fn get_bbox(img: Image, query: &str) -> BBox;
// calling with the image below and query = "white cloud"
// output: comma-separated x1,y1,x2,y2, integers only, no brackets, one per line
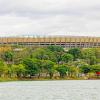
0,0,100,36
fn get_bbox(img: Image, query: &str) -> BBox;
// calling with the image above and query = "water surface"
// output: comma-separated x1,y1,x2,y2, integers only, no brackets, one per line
0,80,100,100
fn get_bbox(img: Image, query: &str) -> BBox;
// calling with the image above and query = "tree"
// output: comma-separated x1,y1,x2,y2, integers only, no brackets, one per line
82,48,97,65
3,51,14,63
79,65,91,74
12,64,26,78
13,48,30,64
67,66,78,77
47,45,64,52
56,65,67,78
0,60,5,77
91,65,100,73
47,46,64,64
54,51,63,64
32,48,50,60
62,53,73,63
90,56,97,65
23,58,40,78
42,60,55,79
68,48,81,60
95,48,100,59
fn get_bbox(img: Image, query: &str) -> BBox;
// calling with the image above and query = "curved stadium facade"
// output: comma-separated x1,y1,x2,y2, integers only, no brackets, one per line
0,36,100,48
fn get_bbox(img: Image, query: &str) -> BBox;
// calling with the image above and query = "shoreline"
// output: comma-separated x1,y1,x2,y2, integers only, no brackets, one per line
0,77,100,82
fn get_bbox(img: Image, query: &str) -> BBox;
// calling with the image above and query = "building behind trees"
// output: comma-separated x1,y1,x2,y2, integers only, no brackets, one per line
0,36,100,48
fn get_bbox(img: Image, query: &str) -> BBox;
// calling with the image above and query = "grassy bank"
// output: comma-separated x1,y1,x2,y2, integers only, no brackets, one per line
0,76,100,82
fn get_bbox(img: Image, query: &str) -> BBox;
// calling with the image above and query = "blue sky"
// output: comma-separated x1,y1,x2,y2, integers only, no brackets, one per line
0,0,100,37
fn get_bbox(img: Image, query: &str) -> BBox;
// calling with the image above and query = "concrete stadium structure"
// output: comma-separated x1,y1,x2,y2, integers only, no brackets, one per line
0,36,100,48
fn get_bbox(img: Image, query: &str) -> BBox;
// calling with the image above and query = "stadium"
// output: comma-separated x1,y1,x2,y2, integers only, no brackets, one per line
0,36,100,48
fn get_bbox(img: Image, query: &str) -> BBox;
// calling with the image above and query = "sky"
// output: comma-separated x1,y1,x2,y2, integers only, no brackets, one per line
0,0,100,37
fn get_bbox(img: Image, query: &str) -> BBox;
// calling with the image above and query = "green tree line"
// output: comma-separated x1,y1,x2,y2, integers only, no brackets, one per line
0,45,100,80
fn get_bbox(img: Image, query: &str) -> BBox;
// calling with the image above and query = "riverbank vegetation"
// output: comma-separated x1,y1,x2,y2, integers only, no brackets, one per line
0,45,100,81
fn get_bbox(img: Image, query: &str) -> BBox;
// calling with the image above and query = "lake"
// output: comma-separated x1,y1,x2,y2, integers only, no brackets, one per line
0,80,100,100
